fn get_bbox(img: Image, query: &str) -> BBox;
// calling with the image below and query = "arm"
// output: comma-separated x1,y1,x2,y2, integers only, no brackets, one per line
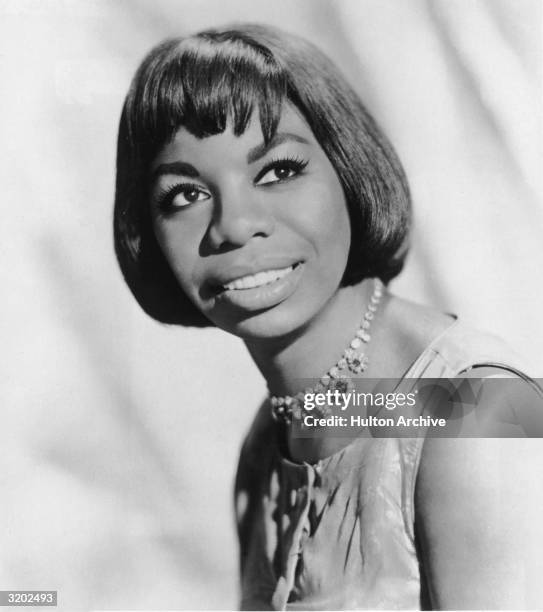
415,436,543,609
233,403,278,610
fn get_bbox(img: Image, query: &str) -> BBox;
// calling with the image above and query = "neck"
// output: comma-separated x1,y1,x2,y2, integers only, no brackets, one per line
245,278,376,396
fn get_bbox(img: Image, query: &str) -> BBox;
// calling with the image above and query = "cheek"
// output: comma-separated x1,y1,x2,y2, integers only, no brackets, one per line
321,184,351,251
153,221,203,298
314,196,351,282
290,175,351,265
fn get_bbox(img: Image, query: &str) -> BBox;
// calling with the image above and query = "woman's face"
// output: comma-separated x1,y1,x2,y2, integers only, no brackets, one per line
149,104,351,340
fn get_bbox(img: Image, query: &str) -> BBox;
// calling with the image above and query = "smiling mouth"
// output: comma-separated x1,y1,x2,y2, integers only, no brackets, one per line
217,263,301,293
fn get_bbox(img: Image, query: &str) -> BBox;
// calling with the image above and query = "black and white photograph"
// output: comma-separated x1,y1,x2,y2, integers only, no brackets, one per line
2,0,543,610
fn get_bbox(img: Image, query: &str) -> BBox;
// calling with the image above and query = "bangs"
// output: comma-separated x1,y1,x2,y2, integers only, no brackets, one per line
125,31,288,161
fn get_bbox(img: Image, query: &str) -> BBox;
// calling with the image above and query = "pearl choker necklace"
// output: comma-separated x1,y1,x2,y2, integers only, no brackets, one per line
270,279,383,424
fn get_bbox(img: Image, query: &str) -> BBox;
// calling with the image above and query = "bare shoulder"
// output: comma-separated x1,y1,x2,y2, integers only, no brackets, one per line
415,437,543,608
236,399,275,471
383,293,454,344
417,437,543,513
369,292,455,377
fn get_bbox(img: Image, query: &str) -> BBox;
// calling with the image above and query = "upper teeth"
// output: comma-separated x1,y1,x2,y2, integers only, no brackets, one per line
223,266,294,291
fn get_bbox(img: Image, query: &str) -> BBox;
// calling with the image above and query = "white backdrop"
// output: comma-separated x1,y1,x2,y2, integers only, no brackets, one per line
1,0,542,609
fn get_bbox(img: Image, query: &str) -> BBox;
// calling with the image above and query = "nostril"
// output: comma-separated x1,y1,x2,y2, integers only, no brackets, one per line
205,189,276,249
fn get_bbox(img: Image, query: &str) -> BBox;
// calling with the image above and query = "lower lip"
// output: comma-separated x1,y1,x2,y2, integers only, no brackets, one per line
215,263,304,311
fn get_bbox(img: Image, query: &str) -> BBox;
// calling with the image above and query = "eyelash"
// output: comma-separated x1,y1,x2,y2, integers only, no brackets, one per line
154,156,309,214
254,155,309,184
155,182,206,213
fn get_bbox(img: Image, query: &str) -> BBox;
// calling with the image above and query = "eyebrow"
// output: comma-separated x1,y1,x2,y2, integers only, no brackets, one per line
150,132,310,183
246,132,310,164
150,161,200,182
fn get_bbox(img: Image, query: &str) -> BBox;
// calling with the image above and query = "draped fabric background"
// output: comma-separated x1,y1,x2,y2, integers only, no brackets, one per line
1,0,541,609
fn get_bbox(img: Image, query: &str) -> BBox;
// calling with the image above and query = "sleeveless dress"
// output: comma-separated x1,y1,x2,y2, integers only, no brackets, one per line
234,319,531,610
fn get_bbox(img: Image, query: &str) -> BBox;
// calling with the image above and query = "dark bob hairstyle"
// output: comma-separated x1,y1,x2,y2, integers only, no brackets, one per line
114,23,411,326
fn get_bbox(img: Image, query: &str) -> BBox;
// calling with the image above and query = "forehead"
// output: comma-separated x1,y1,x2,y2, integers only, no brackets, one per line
151,104,316,168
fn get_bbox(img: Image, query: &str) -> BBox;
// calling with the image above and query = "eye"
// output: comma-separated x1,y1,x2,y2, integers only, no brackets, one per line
255,156,308,186
155,183,211,212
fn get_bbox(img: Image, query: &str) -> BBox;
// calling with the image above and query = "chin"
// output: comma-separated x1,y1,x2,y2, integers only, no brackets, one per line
230,316,302,342
209,300,314,343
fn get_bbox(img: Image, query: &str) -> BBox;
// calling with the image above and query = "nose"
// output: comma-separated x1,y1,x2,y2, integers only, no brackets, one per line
207,185,275,250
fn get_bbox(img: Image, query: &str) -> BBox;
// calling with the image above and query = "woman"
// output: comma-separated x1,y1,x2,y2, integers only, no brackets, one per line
114,24,543,610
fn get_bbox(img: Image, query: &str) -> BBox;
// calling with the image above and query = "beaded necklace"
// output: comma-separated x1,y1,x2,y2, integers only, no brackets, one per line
270,279,383,424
